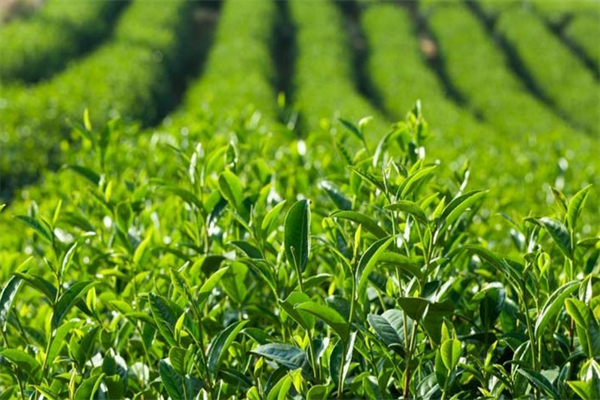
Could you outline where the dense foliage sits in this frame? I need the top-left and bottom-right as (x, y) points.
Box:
(1, 0), (599, 399)
(0, 0), (194, 195)
(0, 0), (127, 83)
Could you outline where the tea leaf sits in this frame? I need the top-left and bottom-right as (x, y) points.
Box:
(285, 200), (311, 273)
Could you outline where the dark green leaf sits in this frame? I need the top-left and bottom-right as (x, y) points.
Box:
(207, 320), (248, 374)
(517, 368), (560, 399)
(159, 359), (185, 400)
(0, 349), (42, 382)
(15, 215), (52, 243)
(332, 210), (387, 239)
(0, 276), (22, 331)
(252, 343), (307, 370)
(52, 281), (97, 329)
(284, 200), (311, 273)
(295, 302), (349, 341)
(534, 280), (579, 339)
(386, 200), (428, 225)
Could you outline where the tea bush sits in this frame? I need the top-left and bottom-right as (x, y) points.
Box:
(0, 0), (194, 195)
(0, 0), (127, 83)
(494, 7), (600, 134)
(564, 14), (600, 72)
(170, 0), (280, 131)
(1, 107), (599, 399)
(289, 0), (388, 139)
(420, 2), (600, 211)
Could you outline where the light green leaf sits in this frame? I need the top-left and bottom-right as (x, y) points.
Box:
(440, 339), (461, 371)
(219, 170), (244, 211)
(534, 280), (579, 338)
(567, 185), (592, 230)
(295, 302), (349, 341)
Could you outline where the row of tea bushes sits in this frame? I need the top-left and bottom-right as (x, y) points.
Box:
(564, 14), (600, 72)
(419, 1), (600, 219)
(0, 0), (195, 196)
(0, 0), (127, 83)
(360, 4), (521, 212)
(289, 0), (389, 146)
(494, 6), (600, 134)
(171, 0), (280, 135)
(1, 107), (599, 399)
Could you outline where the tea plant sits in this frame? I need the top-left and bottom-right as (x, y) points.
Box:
(1, 106), (598, 400)
(0, 0), (126, 83)
(0, 0), (194, 194)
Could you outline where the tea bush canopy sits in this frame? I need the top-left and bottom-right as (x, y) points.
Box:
(1, 1), (599, 399)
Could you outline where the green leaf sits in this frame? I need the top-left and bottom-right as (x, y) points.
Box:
(33, 385), (59, 400)
(538, 217), (572, 259)
(261, 200), (287, 236)
(197, 266), (230, 308)
(306, 384), (331, 400)
(0, 276), (23, 331)
(267, 373), (293, 400)
(567, 185), (592, 230)
(399, 165), (437, 198)
(15, 215), (52, 243)
(169, 347), (188, 375)
(64, 165), (101, 186)
(357, 237), (394, 298)
(159, 359), (185, 400)
(440, 339), (461, 371)
(149, 293), (182, 347)
(437, 190), (487, 234)
(0, 349), (42, 381)
(517, 368), (560, 399)
(367, 309), (405, 349)
(320, 181), (352, 210)
(52, 281), (97, 330)
(219, 170), (244, 212)
(159, 185), (204, 211)
(331, 210), (387, 239)
(295, 302), (349, 341)
(378, 252), (423, 279)
(386, 201), (428, 225)
(279, 291), (315, 330)
(565, 298), (600, 358)
(60, 242), (79, 278)
(338, 118), (363, 142)
(15, 272), (57, 301)
(568, 380), (599, 400)
(47, 321), (79, 366)
(284, 200), (311, 273)
(207, 320), (248, 374)
(534, 280), (579, 339)
(252, 343), (308, 370)
(230, 240), (263, 259)
(74, 373), (105, 400)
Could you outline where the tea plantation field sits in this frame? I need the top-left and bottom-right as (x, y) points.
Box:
(1, 1), (599, 399)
